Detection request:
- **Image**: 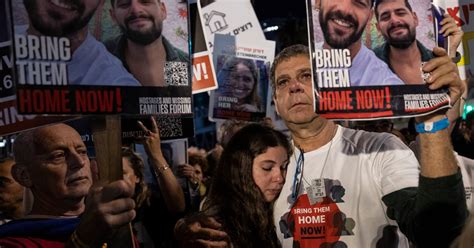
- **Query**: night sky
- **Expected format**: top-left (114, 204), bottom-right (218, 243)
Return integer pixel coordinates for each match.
top-left (253, 0), bottom-right (307, 20)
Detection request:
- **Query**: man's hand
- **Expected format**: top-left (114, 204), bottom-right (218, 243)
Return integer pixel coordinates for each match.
top-left (174, 215), bottom-right (229, 247)
top-left (439, 13), bottom-right (463, 57)
top-left (178, 164), bottom-right (198, 183)
top-left (422, 47), bottom-right (465, 121)
top-left (73, 180), bottom-right (136, 246)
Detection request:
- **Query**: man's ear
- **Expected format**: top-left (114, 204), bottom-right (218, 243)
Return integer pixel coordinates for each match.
top-left (12, 163), bottom-right (32, 188)
top-left (413, 12), bottom-right (419, 27)
top-left (368, 9), bottom-right (374, 23)
top-left (375, 22), bottom-right (381, 33)
top-left (161, 1), bottom-right (167, 19)
top-left (273, 96), bottom-right (280, 116)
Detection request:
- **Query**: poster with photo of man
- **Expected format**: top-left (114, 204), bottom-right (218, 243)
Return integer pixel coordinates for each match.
top-left (307, 0), bottom-right (457, 119)
top-left (9, 0), bottom-right (193, 118)
top-left (0, 0), bottom-right (72, 136)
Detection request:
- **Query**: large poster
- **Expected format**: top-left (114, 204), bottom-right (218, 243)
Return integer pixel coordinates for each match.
top-left (308, 0), bottom-right (452, 120)
top-left (10, 0), bottom-right (192, 117)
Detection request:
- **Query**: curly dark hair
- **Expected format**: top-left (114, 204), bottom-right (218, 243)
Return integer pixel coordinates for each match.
top-left (203, 123), bottom-right (292, 247)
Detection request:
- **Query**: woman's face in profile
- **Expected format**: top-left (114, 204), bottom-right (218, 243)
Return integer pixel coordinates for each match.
top-left (252, 146), bottom-right (288, 203)
top-left (122, 157), bottom-right (138, 194)
top-left (226, 63), bottom-right (255, 101)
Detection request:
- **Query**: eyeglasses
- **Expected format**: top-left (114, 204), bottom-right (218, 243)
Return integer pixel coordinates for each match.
top-left (291, 147), bottom-right (304, 202)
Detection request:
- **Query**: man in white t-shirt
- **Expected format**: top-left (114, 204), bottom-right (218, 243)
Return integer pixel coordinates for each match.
top-left (174, 44), bottom-right (467, 247)
top-left (271, 44), bottom-right (466, 247)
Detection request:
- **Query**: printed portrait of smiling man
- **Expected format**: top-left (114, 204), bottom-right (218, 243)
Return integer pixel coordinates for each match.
top-left (314, 0), bottom-right (404, 87)
top-left (106, 0), bottom-right (189, 87)
top-left (16, 0), bottom-right (139, 86)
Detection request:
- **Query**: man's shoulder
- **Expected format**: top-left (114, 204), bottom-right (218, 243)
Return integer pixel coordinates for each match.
top-left (78, 34), bottom-right (123, 65)
top-left (373, 43), bottom-right (389, 63)
top-left (354, 45), bottom-right (390, 70)
top-left (353, 45), bottom-right (404, 85)
top-left (362, 45), bottom-right (388, 65)
top-left (104, 35), bottom-right (126, 58)
top-left (163, 36), bottom-right (190, 63)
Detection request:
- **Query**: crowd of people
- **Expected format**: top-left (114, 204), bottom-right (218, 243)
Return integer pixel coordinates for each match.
top-left (0, 40), bottom-right (471, 246)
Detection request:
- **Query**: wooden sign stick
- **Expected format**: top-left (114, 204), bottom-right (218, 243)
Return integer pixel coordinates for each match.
top-left (92, 115), bottom-right (122, 183)
top-left (92, 115), bottom-right (135, 248)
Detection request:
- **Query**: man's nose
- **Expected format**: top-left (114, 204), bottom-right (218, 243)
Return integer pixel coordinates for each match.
top-left (289, 78), bottom-right (305, 93)
top-left (338, 0), bottom-right (354, 12)
top-left (389, 14), bottom-right (403, 25)
top-left (68, 152), bottom-right (87, 169)
top-left (129, 0), bottom-right (144, 15)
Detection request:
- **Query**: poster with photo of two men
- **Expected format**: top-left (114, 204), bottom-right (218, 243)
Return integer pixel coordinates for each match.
top-left (6, 0), bottom-right (194, 140)
top-left (308, 0), bottom-right (457, 120)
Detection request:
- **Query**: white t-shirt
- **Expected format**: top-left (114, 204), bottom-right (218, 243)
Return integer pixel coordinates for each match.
top-left (274, 125), bottom-right (419, 247)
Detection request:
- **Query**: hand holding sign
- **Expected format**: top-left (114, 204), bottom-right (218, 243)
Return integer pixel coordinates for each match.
top-left (439, 13), bottom-right (463, 58)
top-left (418, 47), bottom-right (465, 122)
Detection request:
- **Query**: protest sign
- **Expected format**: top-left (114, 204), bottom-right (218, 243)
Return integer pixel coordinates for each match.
top-left (208, 34), bottom-right (274, 122)
top-left (198, 0), bottom-right (265, 51)
top-left (9, 0), bottom-right (194, 139)
top-left (9, 0), bottom-right (193, 117)
top-left (308, 0), bottom-right (452, 120)
top-left (190, 0), bottom-right (218, 94)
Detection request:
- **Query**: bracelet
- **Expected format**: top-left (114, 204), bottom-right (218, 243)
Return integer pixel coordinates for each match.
top-left (157, 165), bottom-right (169, 174)
top-left (415, 117), bottom-right (449, 133)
